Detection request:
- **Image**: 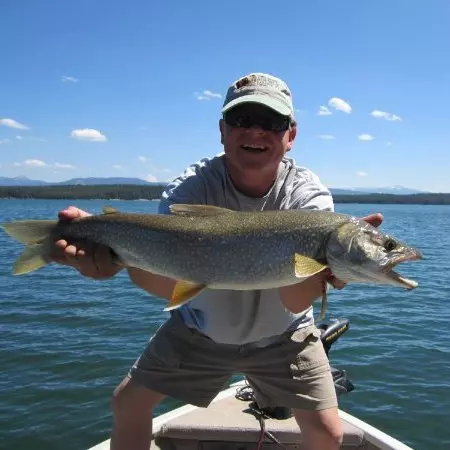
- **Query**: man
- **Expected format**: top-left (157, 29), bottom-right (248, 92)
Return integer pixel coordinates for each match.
top-left (52, 73), bottom-right (383, 450)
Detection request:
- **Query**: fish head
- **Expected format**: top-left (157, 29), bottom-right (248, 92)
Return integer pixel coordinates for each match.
top-left (325, 219), bottom-right (423, 289)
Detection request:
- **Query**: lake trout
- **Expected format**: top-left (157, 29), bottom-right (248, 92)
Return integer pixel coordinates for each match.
top-left (2, 204), bottom-right (423, 319)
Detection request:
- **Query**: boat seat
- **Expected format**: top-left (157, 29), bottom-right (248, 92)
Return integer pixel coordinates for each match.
top-left (153, 394), bottom-right (365, 450)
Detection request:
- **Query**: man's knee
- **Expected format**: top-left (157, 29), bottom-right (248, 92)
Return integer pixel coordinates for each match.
top-left (111, 376), bottom-right (165, 420)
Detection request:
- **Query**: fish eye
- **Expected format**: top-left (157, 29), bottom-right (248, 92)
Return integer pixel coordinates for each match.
top-left (384, 239), bottom-right (397, 252)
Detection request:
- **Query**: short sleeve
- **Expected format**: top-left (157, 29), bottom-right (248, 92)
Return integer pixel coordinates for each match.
top-left (287, 167), bottom-right (334, 212)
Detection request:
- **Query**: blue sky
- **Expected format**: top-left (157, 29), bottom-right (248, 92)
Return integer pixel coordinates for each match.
top-left (1, 1), bottom-right (449, 192)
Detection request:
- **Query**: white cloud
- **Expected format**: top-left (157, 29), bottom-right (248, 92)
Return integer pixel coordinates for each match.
top-left (62, 75), bottom-right (79, 83)
top-left (70, 128), bottom-right (107, 142)
top-left (14, 160), bottom-right (75, 169)
top-left (203, 90), bottom-right (222, 99)
top-left (112, 164), bottom-right (124, 169)
top-left (15, 135), bottom-right (23, 140)
top-left (358, 134), bottom-right (374, 141)
top-left (54, 162), bottom-right (76, 169)
top-left (146, 174), bottom-right (158, 182)
top-left (138, 156), bottom-right (147, 163)
top-left (195, 90), bottom-right (222, 101)
top-left (370, 110), bottom-right (402, 121)
top-left (356, 170), bottom-right (368, 177)
top-left (328, 97), bottom-right (352, 114)
top-left (0, 138), bottom-right (11, 145)
top-left (317, 106), bottom-right (332, 116)
top-left (24, 159), bottom-right (47, 167)
top-left (0, 118), bottom-right (30, 130)
top-left (386, 141), bottom-right (393, 146)
top-left (318, 134), bottom-right (336, 140)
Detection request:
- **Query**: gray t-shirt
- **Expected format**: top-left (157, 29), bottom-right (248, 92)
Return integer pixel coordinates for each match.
top-left (158, 153), bottom-right (334, 346)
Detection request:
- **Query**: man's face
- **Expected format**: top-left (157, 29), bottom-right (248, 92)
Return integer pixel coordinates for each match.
top-left (219, 103), bottom-right (296, 180)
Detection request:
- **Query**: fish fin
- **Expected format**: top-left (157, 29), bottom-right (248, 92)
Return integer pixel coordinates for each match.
top-left (294, 253), bottom-right (328, 278)
top-left (2, 220), bottom-right (57, 245)
top-left (169, 204), bottom-right (233, 217)
top-left (164, 280), bottom-right (206, 311)
top-left (102, 206), bottom-right (119, 214)
top-left (13, 239), bottom-right (54, 275)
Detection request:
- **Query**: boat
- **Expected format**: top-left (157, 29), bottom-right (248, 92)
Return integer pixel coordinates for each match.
top-left (88, 319), bottom-right (413, 450)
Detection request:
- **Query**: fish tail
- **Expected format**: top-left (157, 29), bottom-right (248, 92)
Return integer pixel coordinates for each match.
top-left (2, 220), bottom-right (58, 275)
top-left (12, 239), bottom-right (55, 275)
top-left (2, 220), bottom-right (58, 244)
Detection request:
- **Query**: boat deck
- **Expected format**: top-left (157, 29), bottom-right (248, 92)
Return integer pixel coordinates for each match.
top-left (89, 382), bottom-right (411, 450)
top-left (153, 389), bottom-right (370, 450)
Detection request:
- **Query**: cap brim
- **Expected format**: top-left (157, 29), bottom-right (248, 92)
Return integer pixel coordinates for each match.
top-left (221, 94), bottom-right (292, 117)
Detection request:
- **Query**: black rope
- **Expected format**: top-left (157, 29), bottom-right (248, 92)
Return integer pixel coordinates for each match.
top-left (235, 383), bottom-right (287, 450)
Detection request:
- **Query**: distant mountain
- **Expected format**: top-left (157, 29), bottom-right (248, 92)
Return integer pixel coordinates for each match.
top-left (330, 185), bottom-right (427, 195)
top-left (330, 188), bottom-right (366, 195)
top-left (0, 176), bottom-right (162, 186)
top-left (55, 177), bottom-right (156, 186)
top-left (0, 176), bottom-right (49, 186)
top-left (0, 176), bottom-right (429, 194)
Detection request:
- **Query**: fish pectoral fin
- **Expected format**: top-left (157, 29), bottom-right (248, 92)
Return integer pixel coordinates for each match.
top-left (102, 206), bottom-right (119, 214)
top-left (13, 239), bottom-right (54, 275)
top-left (294, 253), bottom-right (328, 278)
top-left (169, 204), bottom-right (233, 217)
top-left (164, 281), bottom-right (207, 311)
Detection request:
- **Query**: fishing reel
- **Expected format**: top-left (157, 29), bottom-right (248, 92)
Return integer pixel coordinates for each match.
top-left (317, 318), bottom-right (350, 356)
top-left (318, 318), bottom-right (354, 397)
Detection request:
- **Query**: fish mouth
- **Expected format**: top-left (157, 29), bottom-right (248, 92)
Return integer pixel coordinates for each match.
top-left (240, 145), bottom-right (268, 153)
top-left (383, 250), bottom-right (423, 289)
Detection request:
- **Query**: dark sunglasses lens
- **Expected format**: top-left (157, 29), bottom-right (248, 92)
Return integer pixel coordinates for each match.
top-left (225, 111), bottom-right (289, 131)
top-left (271, 117), bottom-right (290, 131)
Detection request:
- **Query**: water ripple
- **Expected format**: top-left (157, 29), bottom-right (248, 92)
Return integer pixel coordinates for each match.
top-left (0, 200), bottom-right (449, 449)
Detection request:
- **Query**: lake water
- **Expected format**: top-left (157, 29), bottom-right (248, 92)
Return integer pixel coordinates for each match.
top-left (0, 199), bottom-right (448, 450)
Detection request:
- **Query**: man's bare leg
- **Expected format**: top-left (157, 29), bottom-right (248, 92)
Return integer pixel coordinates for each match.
top-left (293, 407), bottom-right (343, 450)
top-left (110, 376), bottom-right (165, 450)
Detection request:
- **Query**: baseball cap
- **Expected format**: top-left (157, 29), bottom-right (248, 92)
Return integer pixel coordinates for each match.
top-left (222, 73), bottom-right (295, 118)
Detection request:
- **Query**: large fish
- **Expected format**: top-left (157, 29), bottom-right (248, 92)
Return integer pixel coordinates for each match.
top-left (2, 204), bottom-right (423, 318)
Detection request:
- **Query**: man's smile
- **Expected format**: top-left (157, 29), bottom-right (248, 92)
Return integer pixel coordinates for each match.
top-left (240, 144), bottom-right (268, 153)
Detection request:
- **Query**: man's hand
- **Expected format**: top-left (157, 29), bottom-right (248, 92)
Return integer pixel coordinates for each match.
top-left (361, 212), bottom-right (383, 228)
top-left (49, 206), bottom-right (122, 280)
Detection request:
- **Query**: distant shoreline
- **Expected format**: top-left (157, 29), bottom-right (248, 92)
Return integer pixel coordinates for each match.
top-left (0, 184), bottom-right (449, 205)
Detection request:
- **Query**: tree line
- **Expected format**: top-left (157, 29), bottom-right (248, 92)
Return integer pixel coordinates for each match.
top-left (0, 184), bottom-right (166, 200)
top-left (0, 185), bottom-right (449, 204)
top-left (333, 193), bottom-right (450, 205)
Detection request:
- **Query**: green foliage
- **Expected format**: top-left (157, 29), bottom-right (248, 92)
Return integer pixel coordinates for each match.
top-left (333, 193), bottom-right (450, 205)
top-left (0, 184), bottom-right (166, 200)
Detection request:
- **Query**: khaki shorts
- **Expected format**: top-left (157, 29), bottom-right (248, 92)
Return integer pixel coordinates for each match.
top-left (129, 313), bottom-right (337, 411)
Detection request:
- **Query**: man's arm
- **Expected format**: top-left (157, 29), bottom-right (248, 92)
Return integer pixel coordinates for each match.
top-left (127, 268), bottom-right (176, 300)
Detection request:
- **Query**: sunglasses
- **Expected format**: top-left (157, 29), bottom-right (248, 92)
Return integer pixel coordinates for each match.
top-left (223, 108), bottom-right (291, 132)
